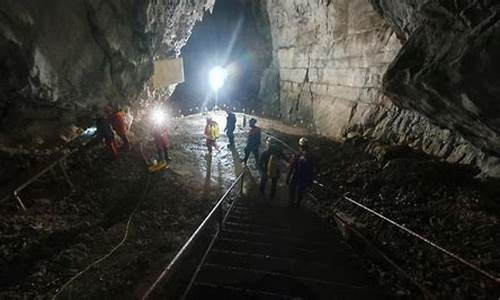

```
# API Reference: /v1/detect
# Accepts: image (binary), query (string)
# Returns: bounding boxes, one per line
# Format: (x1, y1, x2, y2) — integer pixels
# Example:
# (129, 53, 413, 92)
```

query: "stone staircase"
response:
(184, 180, 390, 299)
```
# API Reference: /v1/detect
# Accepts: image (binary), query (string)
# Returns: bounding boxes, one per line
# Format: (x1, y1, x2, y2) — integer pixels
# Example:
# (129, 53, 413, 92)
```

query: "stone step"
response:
(187, 282, 294, 300)
(223, 221, 334, 240)
(194, 263, 388, 300)
(206, 248, 372, 284)
(219, 228, 334, 249)
(212, 237, 336, 263)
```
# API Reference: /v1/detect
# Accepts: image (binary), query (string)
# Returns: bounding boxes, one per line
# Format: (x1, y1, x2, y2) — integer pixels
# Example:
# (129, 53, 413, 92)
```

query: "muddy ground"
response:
(0, 112, 498, 299)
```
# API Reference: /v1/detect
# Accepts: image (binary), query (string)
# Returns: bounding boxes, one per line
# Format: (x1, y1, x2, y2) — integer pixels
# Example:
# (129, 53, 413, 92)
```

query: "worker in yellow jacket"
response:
(259, 137, 288, 200)
(204, 117, 220, 154)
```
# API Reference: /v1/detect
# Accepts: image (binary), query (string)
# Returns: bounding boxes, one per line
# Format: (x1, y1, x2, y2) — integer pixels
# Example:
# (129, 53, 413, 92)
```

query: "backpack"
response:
(211, 122, 220, 139)
(267, 154, 279, 178)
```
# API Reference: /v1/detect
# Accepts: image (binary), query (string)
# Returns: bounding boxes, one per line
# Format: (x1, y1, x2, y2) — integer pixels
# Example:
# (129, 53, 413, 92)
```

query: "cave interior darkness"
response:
(0, 0, 499, 299)
(170, 0, 271, 113)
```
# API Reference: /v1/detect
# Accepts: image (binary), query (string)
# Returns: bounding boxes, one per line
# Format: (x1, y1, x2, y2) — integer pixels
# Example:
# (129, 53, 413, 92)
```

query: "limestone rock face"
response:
(262, 0, 401, 133)
(0, 0, 213, 148)
(375, 0, 500, 155)
(261, 0, 500, 176)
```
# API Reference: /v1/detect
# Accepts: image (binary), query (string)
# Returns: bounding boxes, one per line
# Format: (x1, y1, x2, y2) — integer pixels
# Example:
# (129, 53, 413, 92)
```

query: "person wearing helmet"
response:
(204, 117, 220, 154)
(242, 118, 261, 164)
(286, 137, 318, 206)
(259, 137, 288, 200)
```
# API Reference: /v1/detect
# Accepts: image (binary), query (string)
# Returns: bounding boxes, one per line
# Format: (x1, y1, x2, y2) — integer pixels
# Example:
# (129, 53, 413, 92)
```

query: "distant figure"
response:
(286, 137, 318, 206)
(152, 122, 171, 163)
(242, 118, 261, 165)
(105, 104, 130, 152)
(204, 117, 220, 154)
(259, 138, 287, 200)
(95, 114, 118, 160)
(224, 108, 237, 147)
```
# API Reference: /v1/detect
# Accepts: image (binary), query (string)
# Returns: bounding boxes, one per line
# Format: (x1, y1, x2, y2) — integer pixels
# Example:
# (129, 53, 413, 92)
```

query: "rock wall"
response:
(262, 0, 400, 134)
(375, 0, 500, 165)
(261, 0, 500, 177)
(0, 0, 214, 148)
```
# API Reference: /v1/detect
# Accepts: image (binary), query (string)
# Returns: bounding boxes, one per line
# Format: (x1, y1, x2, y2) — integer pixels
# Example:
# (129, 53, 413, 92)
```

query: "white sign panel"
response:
(152, 57, 185, 89)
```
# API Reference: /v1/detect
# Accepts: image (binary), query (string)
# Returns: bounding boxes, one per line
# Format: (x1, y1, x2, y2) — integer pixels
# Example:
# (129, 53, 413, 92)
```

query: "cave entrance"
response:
(170, 0, 272, 113)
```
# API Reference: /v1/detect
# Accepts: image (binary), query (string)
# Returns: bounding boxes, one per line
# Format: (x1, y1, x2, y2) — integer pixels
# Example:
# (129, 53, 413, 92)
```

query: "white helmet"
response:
(298, 137, 309, 147)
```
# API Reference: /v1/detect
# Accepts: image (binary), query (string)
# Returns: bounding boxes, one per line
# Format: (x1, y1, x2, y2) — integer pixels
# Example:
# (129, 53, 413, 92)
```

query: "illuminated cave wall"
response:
(260, 0, 500, 176)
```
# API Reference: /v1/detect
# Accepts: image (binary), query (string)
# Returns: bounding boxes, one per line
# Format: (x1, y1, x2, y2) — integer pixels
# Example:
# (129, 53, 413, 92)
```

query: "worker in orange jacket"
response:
(152, 123, 171, 163)
(105, 104, 130, 152)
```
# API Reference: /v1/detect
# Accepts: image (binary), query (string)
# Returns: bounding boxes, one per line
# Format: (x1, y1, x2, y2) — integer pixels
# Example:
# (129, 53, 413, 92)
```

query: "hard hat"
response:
(298, 137, 309, 146)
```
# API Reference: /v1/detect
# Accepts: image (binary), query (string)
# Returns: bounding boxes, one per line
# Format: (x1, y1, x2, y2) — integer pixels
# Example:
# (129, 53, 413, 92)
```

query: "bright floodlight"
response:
(151, 108, 165, 125)
(209, 66, 226, 91)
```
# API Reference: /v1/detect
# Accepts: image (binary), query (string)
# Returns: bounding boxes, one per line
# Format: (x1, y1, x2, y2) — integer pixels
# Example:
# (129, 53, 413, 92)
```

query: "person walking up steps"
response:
(259, 137, 288, 201)
(242, 118, 261, 165)
(286, 137, 318, 207)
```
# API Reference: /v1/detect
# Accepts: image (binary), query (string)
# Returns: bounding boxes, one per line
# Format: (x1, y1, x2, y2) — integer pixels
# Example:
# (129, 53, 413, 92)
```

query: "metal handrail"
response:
(263, 130, 500, 285)
(0, 130, 95, 210)
(0, 154, 73, 210)
(341, 192, 500, 283)
(142, 171, 245, 299)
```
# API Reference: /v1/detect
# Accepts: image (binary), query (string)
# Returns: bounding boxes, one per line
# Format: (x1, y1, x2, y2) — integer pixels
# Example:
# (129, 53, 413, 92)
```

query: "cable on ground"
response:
(52, 175, 152, 299)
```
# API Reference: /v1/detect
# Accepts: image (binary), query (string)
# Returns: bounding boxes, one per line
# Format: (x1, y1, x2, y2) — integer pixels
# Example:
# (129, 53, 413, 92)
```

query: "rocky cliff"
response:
(260, 0, 500, 176)
(376, 0, 500, 169)
(0, 0, 214, 148)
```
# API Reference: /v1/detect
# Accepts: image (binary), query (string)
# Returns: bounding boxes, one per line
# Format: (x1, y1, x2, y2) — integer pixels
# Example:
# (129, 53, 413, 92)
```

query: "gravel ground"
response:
(269, 133, 499, 299)
(0, 112, 247, 299)
(1, 113, 498, 299)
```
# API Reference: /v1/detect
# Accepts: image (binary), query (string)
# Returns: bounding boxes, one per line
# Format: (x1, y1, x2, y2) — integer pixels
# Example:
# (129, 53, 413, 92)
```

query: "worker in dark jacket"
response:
(259, 137, 287, 200)
(242, 118, 261, 165)
(224, 108, 236, 147)
(95, 115, 118, 160)
(286, 137, 318, 206)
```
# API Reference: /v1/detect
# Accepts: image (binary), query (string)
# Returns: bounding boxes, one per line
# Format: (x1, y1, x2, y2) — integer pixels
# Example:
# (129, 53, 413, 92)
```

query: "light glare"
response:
(151, 109, 165, 125)
(209, 66, 227, 91)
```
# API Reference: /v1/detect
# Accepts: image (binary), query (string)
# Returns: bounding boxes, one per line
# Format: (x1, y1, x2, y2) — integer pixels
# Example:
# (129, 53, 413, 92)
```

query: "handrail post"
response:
(240, 170, 245, 196)
(59, 158, 74, 190)
(13, 191, 26, 211)
(218, 204, 224, 231)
